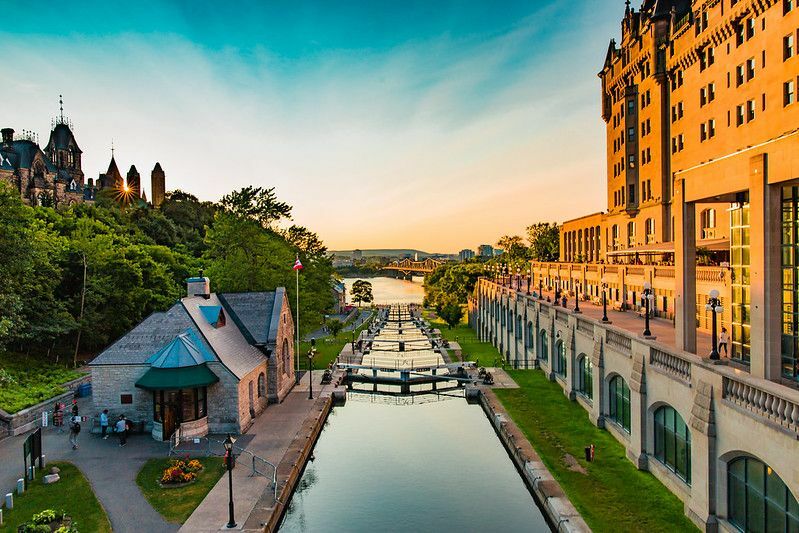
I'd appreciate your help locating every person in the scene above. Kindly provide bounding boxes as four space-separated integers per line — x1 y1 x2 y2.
718 327 729 356
116 415 128 447
561 295 568 308
69 414 81 450
53 402 64 432
71 399 79 417
100 409 110 439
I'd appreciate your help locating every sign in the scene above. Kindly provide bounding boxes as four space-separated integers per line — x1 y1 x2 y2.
41 412 48 427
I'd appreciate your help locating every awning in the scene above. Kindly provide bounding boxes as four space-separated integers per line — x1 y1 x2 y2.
607 238 729 256
135 363 219 390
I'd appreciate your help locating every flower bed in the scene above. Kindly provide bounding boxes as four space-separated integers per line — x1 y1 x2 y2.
158 458 204 488
17 508 77 532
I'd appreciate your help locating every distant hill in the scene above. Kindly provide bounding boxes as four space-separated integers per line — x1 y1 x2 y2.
331 249 443 259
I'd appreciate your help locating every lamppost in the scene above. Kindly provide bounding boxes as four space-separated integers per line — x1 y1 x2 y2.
706 289 723 360
601 276 610 323
539 278 544 300
516 267 521 291
223 434 237 529
308 339 316 399
574 282 581 314
642 281 655 337
526 268 531 296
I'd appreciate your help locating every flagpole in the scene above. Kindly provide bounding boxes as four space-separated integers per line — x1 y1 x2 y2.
295 260 300 384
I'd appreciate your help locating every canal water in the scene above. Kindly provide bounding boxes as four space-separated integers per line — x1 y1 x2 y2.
279 390 551 532
342 276 425 305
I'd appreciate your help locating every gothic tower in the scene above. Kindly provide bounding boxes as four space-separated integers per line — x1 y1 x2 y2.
151 162 165 207
126 165 141 198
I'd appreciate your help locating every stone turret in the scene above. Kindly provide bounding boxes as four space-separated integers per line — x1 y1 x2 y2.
151 162 165 208
126 165 141 198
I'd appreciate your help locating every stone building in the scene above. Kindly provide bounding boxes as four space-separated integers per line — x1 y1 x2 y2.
89 276 295 440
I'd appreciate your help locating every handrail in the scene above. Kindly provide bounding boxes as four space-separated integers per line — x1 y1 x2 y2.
606 330 632 354
722 376 799 433
650 348 691 383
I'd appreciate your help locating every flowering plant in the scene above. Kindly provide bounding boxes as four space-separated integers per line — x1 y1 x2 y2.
160 458 202 485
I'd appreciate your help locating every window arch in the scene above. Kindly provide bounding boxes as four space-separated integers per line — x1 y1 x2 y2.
728 456 799 531
555 339 567 377
576 355 592 399
516 315 522 339
608 375 631 432
540 330 549 363
282 338 290 375
257 372 266 398
526 321 534 349
654 405 691 483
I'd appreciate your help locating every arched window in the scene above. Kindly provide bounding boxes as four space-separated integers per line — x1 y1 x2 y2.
654 406 691 483
627 221 637 248
555 340 567 377
516 315 522 339
257 372 266 398
540 330 549 363
507 309 513 332
728 456 799 531
526 322 534 349
608 375 631 432
576 355 592 399
611 224 620 250
282 338 290 375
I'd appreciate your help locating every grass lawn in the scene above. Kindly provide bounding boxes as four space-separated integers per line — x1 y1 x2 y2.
0 352 87 413
424 310 502 364
136 457 226 524
298 309 374 370
0 461 111 532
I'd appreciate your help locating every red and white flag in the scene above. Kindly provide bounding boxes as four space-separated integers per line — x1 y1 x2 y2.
293 257 303 271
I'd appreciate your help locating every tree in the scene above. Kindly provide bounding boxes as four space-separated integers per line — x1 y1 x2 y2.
438 300 464 329
526 222 560 261
496 235 530 261
350 280 374 307
325 318 344 337
423 262 486 311
219 186 292 229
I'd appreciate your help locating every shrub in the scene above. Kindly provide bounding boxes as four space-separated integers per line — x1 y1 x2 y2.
160 458 203 485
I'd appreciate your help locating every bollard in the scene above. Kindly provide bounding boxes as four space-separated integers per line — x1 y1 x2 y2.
16 478 24 494
28 465 35 480
41 454 46 468
0 507 3 526
4 493 12 510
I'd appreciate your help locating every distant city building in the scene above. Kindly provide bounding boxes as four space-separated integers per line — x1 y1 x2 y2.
477 244 494 258
352 249 363 260
459 249 476 261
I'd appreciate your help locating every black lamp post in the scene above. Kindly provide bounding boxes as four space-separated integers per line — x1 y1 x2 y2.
539 278 543 300
601 276 610 323
526 268 531 296
706 289 723 360
574 282 581 313
308 339 316 399
224 434 237 529
516 267 521 291
643 281 654 337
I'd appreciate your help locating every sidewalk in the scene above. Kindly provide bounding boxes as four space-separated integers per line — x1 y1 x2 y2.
180 369 339 532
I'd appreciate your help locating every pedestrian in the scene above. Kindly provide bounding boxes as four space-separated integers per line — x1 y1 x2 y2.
71 399 79 417
53 402 64 432
69 414 81 450
116 415 128 447
561 295 568 308
100 409 110 439
718 327 729 356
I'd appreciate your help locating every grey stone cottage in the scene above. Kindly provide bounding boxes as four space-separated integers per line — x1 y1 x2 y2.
89 276 296 440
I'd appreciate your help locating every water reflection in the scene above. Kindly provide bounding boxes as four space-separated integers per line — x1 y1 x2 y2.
342 276 425 305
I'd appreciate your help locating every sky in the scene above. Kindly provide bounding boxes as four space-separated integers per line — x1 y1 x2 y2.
1 0 623 253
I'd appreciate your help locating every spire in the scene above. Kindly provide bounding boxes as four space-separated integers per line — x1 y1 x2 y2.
625 0 631 15
111 139 115 159
59 94 64 123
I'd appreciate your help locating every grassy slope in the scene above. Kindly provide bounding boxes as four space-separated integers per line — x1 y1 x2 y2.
0 352 86 413
0 461 111 532
136 457 226 524
430 310 697 532
298 310 374 370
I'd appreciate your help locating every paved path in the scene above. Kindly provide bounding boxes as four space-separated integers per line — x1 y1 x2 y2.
0 398 174 533
180 370 339 532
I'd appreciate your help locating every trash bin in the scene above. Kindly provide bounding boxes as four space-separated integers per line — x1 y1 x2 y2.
584 446 592 462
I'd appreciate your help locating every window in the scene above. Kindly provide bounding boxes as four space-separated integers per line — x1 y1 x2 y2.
576 355 592 399
736 64 745 86
627 221 636 247
728 456 799 532
608 375 631 432
731 202 751 363
628 154 636 168
736 104 745 126
747 99 756 122
282 338 291 375
709 119 716 138
746 58 756 80
612 225 620 249
628 100 635 115
654 406 692 483
628 127 635 142
701 122 708 141
257 372 266 397
120 394 133 405
786 0 795 15
540 330 549 363
708 83 716 102
701 208 717 239
785 80 796 106
526 322 534 349
555 340 566 378
785 34 795 60
700 87 708 107
645 218 656 244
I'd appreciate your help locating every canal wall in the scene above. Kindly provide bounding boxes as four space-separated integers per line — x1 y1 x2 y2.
478 387 591 533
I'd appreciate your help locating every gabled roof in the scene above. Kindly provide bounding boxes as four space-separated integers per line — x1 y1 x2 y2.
217 290 285 346
47 123 82 153
147 328 216 368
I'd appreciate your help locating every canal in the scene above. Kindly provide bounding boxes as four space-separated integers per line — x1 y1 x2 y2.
342 276 425 305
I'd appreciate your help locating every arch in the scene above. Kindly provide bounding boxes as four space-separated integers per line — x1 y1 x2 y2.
608 374 631 432
516 314 522 339
555 339 567 378
653 405 691 483
539 330 549 363
282 338 290 375
248 380 255 416
526 321 534 349
727 455 799 531
257 372 266 398
575 353 592 399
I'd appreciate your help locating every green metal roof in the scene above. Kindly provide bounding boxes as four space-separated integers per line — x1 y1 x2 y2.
135 363 219 391
146 328 215 368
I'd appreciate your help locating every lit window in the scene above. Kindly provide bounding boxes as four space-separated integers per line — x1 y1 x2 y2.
785 34 795 60
786 80 796 106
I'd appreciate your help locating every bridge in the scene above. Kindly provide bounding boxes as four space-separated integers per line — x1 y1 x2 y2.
383 257 445 276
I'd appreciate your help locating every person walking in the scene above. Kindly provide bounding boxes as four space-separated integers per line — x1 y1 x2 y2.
116 415 128 447
68 414 81 450
71 399 79 417
718 327 729 357
100 409 110 439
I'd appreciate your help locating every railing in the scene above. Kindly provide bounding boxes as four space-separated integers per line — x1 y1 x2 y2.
722 377 799 433
655 267 675 278
539 305 550 316
605 265 619 274
586 265 598 273
627 266 645 277
555 309 569 323
697 267 726 283
577 319 594 336
606 330 632 354
650 348 691 383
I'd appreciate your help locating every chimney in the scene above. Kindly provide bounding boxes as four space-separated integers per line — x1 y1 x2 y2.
1 128 13 146
187 271 211 298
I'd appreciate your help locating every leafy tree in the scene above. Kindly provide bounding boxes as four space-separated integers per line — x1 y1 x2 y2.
423 262 486 311
220 186 292 229
283 225 327 257
526 222 560 261
350 280 374 307
159 190 217 255
325 318 344 337
438 300 464 329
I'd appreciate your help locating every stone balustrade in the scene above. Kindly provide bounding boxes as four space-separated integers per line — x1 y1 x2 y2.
606 330 632 354
722 375 799 434
650 347 692 383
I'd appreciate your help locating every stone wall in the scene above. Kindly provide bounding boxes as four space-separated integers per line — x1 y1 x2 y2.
235 362 269 433
90 365 151 427
268 291 296 404
206 362 241 435
0 374 91 437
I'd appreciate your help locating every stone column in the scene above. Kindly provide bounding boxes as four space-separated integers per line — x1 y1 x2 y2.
674 178 697 353
590 338 605 428
688 380 718 530
628 347 648 470
748 155 782 380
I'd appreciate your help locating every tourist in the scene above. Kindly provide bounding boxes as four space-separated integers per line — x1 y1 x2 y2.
53 402 64 432
68 414 81 450
71 399 79 417
100 409 110 439
561 295 568 308
718 327 729 357
116 415 128 447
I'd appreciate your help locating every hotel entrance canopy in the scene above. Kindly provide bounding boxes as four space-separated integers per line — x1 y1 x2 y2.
607 238 729 257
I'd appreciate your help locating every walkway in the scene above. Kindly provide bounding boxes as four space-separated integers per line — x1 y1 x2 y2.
0 397 174 533
180 370 339 532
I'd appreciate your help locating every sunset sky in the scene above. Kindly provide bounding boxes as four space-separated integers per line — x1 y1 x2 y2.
2 0 622 253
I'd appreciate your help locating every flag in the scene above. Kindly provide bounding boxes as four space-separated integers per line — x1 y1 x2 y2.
293 257 303 271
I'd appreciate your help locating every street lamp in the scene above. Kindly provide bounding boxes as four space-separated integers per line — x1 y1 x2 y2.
526 268 531 296
223 433 237 529
601 276 610 323
516 267 521 291
706 289 723 360
574 282 581 314
538 278 544 300
308 339 317 399
642 281 655 337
